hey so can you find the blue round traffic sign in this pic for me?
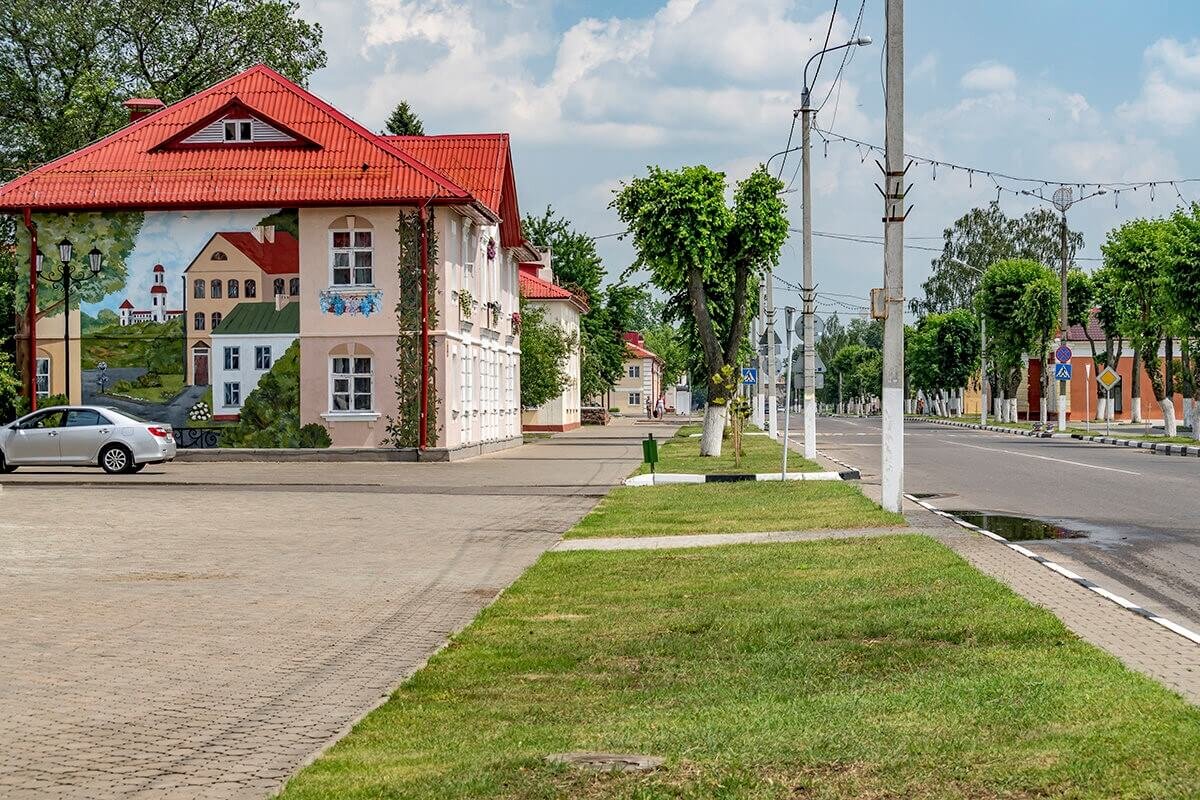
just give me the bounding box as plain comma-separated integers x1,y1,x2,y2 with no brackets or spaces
1055,345,1072,363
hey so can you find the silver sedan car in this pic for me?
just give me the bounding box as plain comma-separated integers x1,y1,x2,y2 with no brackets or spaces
0,406,176,474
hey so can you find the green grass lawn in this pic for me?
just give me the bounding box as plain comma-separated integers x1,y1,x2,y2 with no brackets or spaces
1086,431,1198,444
636,426,818,475
278,535,1200,800
566,481,905,538
107,372,185,403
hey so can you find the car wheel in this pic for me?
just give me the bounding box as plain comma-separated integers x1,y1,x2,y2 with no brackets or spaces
0,451,15,474
100,445,133,475
129,463,146,473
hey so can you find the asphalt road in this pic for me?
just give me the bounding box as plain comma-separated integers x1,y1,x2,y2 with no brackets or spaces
809,415,1200,633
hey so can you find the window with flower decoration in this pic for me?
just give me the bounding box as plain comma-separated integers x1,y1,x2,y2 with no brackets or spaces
329,215,374,287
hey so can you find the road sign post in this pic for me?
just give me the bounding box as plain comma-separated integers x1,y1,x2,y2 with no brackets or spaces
1096,367,1121,437
642,433,658,485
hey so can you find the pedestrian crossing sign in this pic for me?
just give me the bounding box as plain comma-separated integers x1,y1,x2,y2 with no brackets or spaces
742,368,758,385
1097,367,1121,390
1053,363,1073,380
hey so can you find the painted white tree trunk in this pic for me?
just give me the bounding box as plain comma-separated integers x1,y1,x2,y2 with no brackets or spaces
1131,395,1143,423
1097,396,1107,422
1008,398,1018,423
1183,397,1195,437
1160,398,1178,437
699,403,728,456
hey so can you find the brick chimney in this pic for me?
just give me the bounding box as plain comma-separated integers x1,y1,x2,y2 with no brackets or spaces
123,98,165,123
275,293,288,312
252,224,276,244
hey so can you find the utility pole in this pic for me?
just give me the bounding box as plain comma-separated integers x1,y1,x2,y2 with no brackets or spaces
799,33,872,458
880,0,905,513
765,276,778,437
751,298,763,428
782,306,795,476
1057,204,1070,432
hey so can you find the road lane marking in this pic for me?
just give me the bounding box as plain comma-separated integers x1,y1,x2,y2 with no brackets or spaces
905,494,1200,648
947,440,1141,475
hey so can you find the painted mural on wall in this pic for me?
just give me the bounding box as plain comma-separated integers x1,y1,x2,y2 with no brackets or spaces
16,208,301,431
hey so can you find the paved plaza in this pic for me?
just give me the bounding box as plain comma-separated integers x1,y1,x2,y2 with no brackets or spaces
0,423,670,799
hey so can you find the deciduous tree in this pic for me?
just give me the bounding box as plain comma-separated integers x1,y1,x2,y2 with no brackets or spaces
518,301,576,409
613,165,787,455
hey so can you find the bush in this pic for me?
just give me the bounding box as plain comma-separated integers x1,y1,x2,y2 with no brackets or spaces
221,342,330,449
40,393,69,408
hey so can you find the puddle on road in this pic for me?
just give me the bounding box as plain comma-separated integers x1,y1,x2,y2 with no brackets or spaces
941,510,1087,542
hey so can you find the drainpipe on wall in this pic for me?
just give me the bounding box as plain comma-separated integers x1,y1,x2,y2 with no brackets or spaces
23,208,37,412
418,202,430,451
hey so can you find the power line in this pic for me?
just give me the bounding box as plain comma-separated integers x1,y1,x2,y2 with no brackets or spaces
814,0,867,117
809,0,842,90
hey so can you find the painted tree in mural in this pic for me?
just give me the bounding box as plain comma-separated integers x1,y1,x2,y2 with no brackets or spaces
613,165,787,456
384,210,439,448
222,341,331,448
13,212,144,317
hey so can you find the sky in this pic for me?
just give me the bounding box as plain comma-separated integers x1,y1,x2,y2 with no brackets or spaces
297,0,1200,324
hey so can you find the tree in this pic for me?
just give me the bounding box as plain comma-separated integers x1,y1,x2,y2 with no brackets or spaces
384,100,424,136
913,201,1083,316
1165,204,1200,435
1105,217,1176,434
518,301,576,408
521,206,627,404
976,258,1058,422
643,324,687,387
0,0,326,175
613,165,787,455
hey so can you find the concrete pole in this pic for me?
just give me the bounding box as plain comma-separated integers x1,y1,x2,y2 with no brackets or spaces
880,0,905,512
1057,210,1069,431
782,306,795,476
801,104,817,459
766,273,778,437
980,316,988,426
751,303,763,428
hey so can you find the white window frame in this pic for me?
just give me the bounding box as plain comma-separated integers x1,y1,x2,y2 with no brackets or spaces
255,345,272,371
224,346,240,371
329,356,374,414
223,119,254,142
629,392,641,406
35,356,50,398
329,225,374,287
224,382,241,407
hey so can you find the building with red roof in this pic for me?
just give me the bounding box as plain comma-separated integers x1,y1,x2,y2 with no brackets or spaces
609,332,665,417
518,261,587,431
3,64,540,451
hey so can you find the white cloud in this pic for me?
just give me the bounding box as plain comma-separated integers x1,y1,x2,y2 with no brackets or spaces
1118,38,1200,133
960,61,1017,93
910,52,938,84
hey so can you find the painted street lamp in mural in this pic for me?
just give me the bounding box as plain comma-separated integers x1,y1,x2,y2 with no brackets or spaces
37,239,103,401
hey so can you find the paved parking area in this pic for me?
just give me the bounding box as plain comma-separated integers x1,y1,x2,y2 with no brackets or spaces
0,422,671,799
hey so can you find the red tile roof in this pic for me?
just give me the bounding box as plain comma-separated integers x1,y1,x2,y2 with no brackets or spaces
1066,308,1110,342
518,267,588,312
0,65,473,211
626,340,661,362
119,299,134,309
219,231,299,275
386,134,526,249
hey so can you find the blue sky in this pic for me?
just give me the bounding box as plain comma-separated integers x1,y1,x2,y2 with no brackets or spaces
297,0,1200,321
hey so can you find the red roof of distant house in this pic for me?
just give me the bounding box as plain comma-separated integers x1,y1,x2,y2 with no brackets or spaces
0,64,474,211
623,332,662,362
119,299,134,309
1066,308,1110,341
217,231,299,275
386,134,526,249
150,284,167,294
518,265,588,312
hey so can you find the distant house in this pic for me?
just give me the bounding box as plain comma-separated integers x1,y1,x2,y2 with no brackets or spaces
184,226,300,387
611,332,663,415
210,299,300,420
518,259,587,432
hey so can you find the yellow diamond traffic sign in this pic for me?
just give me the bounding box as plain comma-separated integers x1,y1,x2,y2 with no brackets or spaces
1097,367,1121,390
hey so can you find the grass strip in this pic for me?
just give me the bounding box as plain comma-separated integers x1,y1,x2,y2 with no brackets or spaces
636,426,819,475
279,536,1200,800
569,480,903,539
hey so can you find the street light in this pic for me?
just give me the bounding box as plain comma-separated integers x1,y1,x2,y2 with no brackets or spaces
797,34,873,459
37,238,103,403
1021,186,1106,430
